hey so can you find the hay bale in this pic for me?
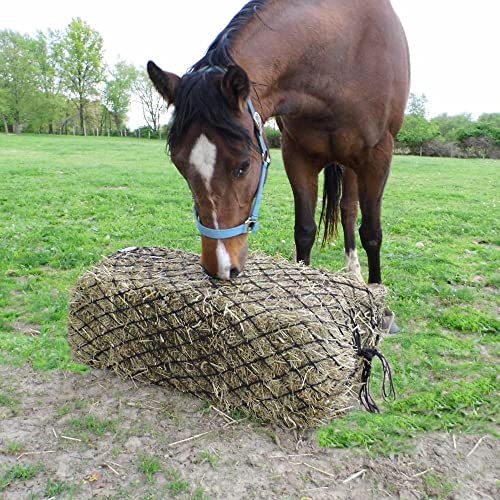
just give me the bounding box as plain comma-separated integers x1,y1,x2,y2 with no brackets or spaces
68,247,392,428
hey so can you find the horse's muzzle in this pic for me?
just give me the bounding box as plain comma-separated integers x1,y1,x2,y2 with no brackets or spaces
200,235,248,280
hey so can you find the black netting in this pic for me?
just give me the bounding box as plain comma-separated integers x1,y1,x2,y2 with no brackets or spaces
68,247,394,428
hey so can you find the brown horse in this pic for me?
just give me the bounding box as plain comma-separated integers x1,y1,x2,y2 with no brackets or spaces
148,0,410,283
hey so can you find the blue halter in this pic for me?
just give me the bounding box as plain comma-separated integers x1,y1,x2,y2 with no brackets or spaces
194,98,271,239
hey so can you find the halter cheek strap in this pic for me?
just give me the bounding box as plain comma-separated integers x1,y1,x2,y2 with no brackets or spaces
194,98,271,239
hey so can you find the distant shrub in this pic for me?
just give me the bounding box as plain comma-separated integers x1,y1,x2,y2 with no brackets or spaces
108,129,130,137
460,136,498,159
264,126,281,148
160,124,170,140
422,139,465,158
132,127,164,139
396,135,500,159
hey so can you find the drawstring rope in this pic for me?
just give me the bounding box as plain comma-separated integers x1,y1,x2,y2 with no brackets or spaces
353,329,396,413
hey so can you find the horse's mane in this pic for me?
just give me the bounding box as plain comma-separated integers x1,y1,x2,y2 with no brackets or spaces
168,70,252,153
169,0,271,152
190,0,271,71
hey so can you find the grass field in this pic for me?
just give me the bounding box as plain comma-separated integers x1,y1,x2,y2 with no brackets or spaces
0,134,498,455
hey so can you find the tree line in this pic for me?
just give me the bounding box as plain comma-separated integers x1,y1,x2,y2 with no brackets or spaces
0,19,165,136
396,94,500,159
1,20,498,159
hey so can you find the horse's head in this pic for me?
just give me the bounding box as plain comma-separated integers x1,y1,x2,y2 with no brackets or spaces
147,61,267,280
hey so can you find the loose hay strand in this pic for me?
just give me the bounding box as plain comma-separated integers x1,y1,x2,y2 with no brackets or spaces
68,247,390,428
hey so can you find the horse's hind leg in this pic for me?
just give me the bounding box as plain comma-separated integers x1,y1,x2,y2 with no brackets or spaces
281,134,323,264
357,133,394,284
341,168,363,281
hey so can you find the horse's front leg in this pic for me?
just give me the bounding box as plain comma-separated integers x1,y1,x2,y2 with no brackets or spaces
357,135,400,333
281,134,322,265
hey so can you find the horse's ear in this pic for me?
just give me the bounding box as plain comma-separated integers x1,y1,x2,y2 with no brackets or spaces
147,60,180,105
221,65,250,110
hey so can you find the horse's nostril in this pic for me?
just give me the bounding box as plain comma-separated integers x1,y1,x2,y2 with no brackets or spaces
230,267,240,279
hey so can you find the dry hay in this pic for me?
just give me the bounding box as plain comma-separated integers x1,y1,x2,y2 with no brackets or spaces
68,247,394,428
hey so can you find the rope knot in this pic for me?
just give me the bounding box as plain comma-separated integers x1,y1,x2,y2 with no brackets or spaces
353,330,396,412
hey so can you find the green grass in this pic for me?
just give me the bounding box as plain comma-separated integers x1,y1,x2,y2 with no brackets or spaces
1,441,22,455
68,415,121,438
138,453,162,483
164,468,190,496
0,463,45,491
0,134,498,454
195,449,221,469
0,391,19,417
165,479,191,496
44,478,82,498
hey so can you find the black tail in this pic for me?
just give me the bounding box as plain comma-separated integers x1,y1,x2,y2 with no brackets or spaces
319,163,344,247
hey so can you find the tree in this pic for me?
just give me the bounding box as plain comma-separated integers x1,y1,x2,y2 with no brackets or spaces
133,70,166,132
397,115,439,155
406,92,429,118
0,30,39,133
56,18,105,134
30,30,64,133
103,61,137,130
0,86,9,133
456,118,500,158
430,113,473,141
477,113,500,140
398,92,439,155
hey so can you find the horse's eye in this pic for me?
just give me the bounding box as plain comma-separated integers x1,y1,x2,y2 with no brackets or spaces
233,160,251,178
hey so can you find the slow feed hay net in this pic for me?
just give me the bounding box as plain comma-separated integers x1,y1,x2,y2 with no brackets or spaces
69,247,395,428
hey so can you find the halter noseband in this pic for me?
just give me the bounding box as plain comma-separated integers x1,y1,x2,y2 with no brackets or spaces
193,97,271,239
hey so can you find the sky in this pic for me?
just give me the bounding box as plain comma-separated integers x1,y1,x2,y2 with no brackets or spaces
1,0,499,127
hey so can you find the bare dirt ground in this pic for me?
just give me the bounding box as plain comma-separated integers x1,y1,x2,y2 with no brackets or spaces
0,365,498,499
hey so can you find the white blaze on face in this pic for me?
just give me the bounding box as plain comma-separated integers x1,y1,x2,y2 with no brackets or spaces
216,241,232,279
190,134,231,279
213,211,232,279
189,134,217,191
346,249,363,282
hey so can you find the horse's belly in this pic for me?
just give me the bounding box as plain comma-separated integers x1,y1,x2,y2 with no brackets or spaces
280,116,369,166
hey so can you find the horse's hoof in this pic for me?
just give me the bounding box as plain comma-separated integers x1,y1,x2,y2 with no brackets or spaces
388,320,400,334
382,308,400,334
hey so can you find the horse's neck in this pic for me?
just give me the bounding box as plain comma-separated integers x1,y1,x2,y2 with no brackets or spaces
230,3,333,121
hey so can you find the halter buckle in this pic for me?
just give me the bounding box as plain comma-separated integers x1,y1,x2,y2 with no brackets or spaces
253,111,263,133
245,218,257,233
